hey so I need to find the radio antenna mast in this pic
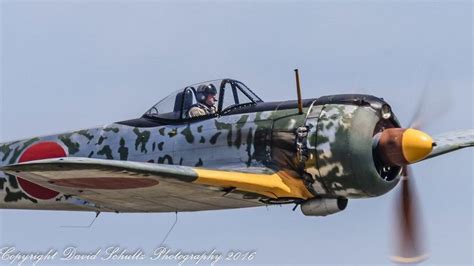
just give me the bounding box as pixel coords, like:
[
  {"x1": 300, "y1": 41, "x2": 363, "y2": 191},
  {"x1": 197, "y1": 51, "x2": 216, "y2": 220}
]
[{"x1": 294, "y1": 69, "x2": 303, "y2": 114}]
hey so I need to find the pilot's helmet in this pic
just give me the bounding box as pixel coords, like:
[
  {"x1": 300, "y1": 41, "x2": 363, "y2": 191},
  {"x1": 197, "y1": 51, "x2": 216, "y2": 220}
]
[{"x1": 196, "y1": 84, "x2": 217, "y2": 103}]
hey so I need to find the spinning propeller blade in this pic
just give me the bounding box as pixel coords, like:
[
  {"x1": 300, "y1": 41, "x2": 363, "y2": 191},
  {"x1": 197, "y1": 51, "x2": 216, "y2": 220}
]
[{"x1": 390, "y1": 166, "x2": 428, "y2": 264}]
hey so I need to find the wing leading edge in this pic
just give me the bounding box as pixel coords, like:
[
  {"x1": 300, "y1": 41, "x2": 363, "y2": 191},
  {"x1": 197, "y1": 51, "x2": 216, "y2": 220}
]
[
  {"x1": 426, "y1": 129, "x2": 474, "y2": 160},
  {"x1": 1, "y1": 158, "x2": 312, "y2": 213}
]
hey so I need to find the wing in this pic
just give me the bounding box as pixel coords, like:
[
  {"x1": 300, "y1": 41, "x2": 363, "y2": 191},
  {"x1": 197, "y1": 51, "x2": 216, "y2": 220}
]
[
  {"x1": 0, "y1": 158, "x2": 312, "y2": 213},
  {"x1": 425, "y1": 129, "x2": 474, "y2": 160}
]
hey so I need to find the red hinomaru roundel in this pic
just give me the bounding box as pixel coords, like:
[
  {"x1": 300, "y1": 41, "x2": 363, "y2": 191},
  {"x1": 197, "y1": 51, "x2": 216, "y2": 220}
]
[{"x1": 17, "y1": 142, "x2": 67, "y2": 200}]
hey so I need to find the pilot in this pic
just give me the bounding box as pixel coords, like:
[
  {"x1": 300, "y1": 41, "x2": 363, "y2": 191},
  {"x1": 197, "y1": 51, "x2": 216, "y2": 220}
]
[{"x1": 188, "y1": 84, "x2": 218, "y2": 118}]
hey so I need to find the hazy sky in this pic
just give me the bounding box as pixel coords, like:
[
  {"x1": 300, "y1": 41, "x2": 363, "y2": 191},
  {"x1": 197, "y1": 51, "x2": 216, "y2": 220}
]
[{"x1": 0, "y1": 1, "x2": 472, "y2": 265}]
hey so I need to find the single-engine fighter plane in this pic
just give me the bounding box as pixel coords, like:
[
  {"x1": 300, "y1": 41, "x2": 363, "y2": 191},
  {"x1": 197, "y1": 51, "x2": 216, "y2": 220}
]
[{"x1": 0, "y1": 75, "x2": 472, "y2": 263}]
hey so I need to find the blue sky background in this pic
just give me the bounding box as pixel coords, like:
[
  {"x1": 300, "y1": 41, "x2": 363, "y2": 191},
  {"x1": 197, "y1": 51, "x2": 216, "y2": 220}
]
[{"x1": 0, "y1": 1, "x2": 472, "y2": 265}]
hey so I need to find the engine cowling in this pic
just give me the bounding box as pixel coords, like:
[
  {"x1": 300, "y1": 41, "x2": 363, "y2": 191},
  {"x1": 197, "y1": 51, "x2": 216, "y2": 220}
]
[
  {"x1": 302, "y1": 95, "x2": 403, "y2": 199},
  {"x1": 300, "y1": 198, "x2": 348, "y2": 216}
]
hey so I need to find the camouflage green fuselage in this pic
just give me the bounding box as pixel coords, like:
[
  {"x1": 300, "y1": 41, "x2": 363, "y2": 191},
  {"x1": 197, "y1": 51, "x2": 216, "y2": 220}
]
[{"x1": 0, "y1": 95, "x2": 402, "y2": 211}]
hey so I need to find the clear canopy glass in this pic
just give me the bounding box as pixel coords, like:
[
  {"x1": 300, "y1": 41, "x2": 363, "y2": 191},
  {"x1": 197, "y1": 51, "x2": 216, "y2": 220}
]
[{"x1": 144, "y1": 79, "x2": 263, "y2": 120}]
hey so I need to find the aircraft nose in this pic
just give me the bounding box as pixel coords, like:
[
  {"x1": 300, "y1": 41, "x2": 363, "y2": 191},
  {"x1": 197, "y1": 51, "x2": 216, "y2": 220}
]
[
  {"x1": 375, "y1": 128, "x2": 434, "y2": 166},
  {"x1": 401, "y1": 128, "x2": 434, "y2": 164}
]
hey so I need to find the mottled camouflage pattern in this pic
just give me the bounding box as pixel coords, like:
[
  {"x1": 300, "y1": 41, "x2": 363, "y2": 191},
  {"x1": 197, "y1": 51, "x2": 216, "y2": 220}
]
[
  {"x1": 304, "y1": 104, "x2": 399, "y2": 198},
  {"x1": 0, "y1": 102, "x2": 399, "y2": 211}
]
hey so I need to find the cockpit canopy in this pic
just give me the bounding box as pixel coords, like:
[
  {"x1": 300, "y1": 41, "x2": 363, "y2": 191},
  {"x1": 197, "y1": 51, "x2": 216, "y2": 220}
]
[{"x1": 144, "y1": 79, "x2": 263, "y2": 120}]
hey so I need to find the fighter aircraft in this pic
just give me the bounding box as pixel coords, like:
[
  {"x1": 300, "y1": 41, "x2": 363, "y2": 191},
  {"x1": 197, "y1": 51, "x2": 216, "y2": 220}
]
[{"x1": 0, "y1": 75, "x2": 472, "y2": 263}]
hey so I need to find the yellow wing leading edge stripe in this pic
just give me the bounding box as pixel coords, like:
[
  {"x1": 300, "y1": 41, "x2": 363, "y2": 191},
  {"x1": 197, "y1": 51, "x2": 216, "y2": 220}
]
[{"x1": 193, "y1": 168, "x2": 313, "y2": 199}]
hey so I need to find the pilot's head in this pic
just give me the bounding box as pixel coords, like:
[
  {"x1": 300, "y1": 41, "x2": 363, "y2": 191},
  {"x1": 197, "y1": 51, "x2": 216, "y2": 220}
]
[{"x1": 196, "y1": 84, "x2": 218, "y2": 107}]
